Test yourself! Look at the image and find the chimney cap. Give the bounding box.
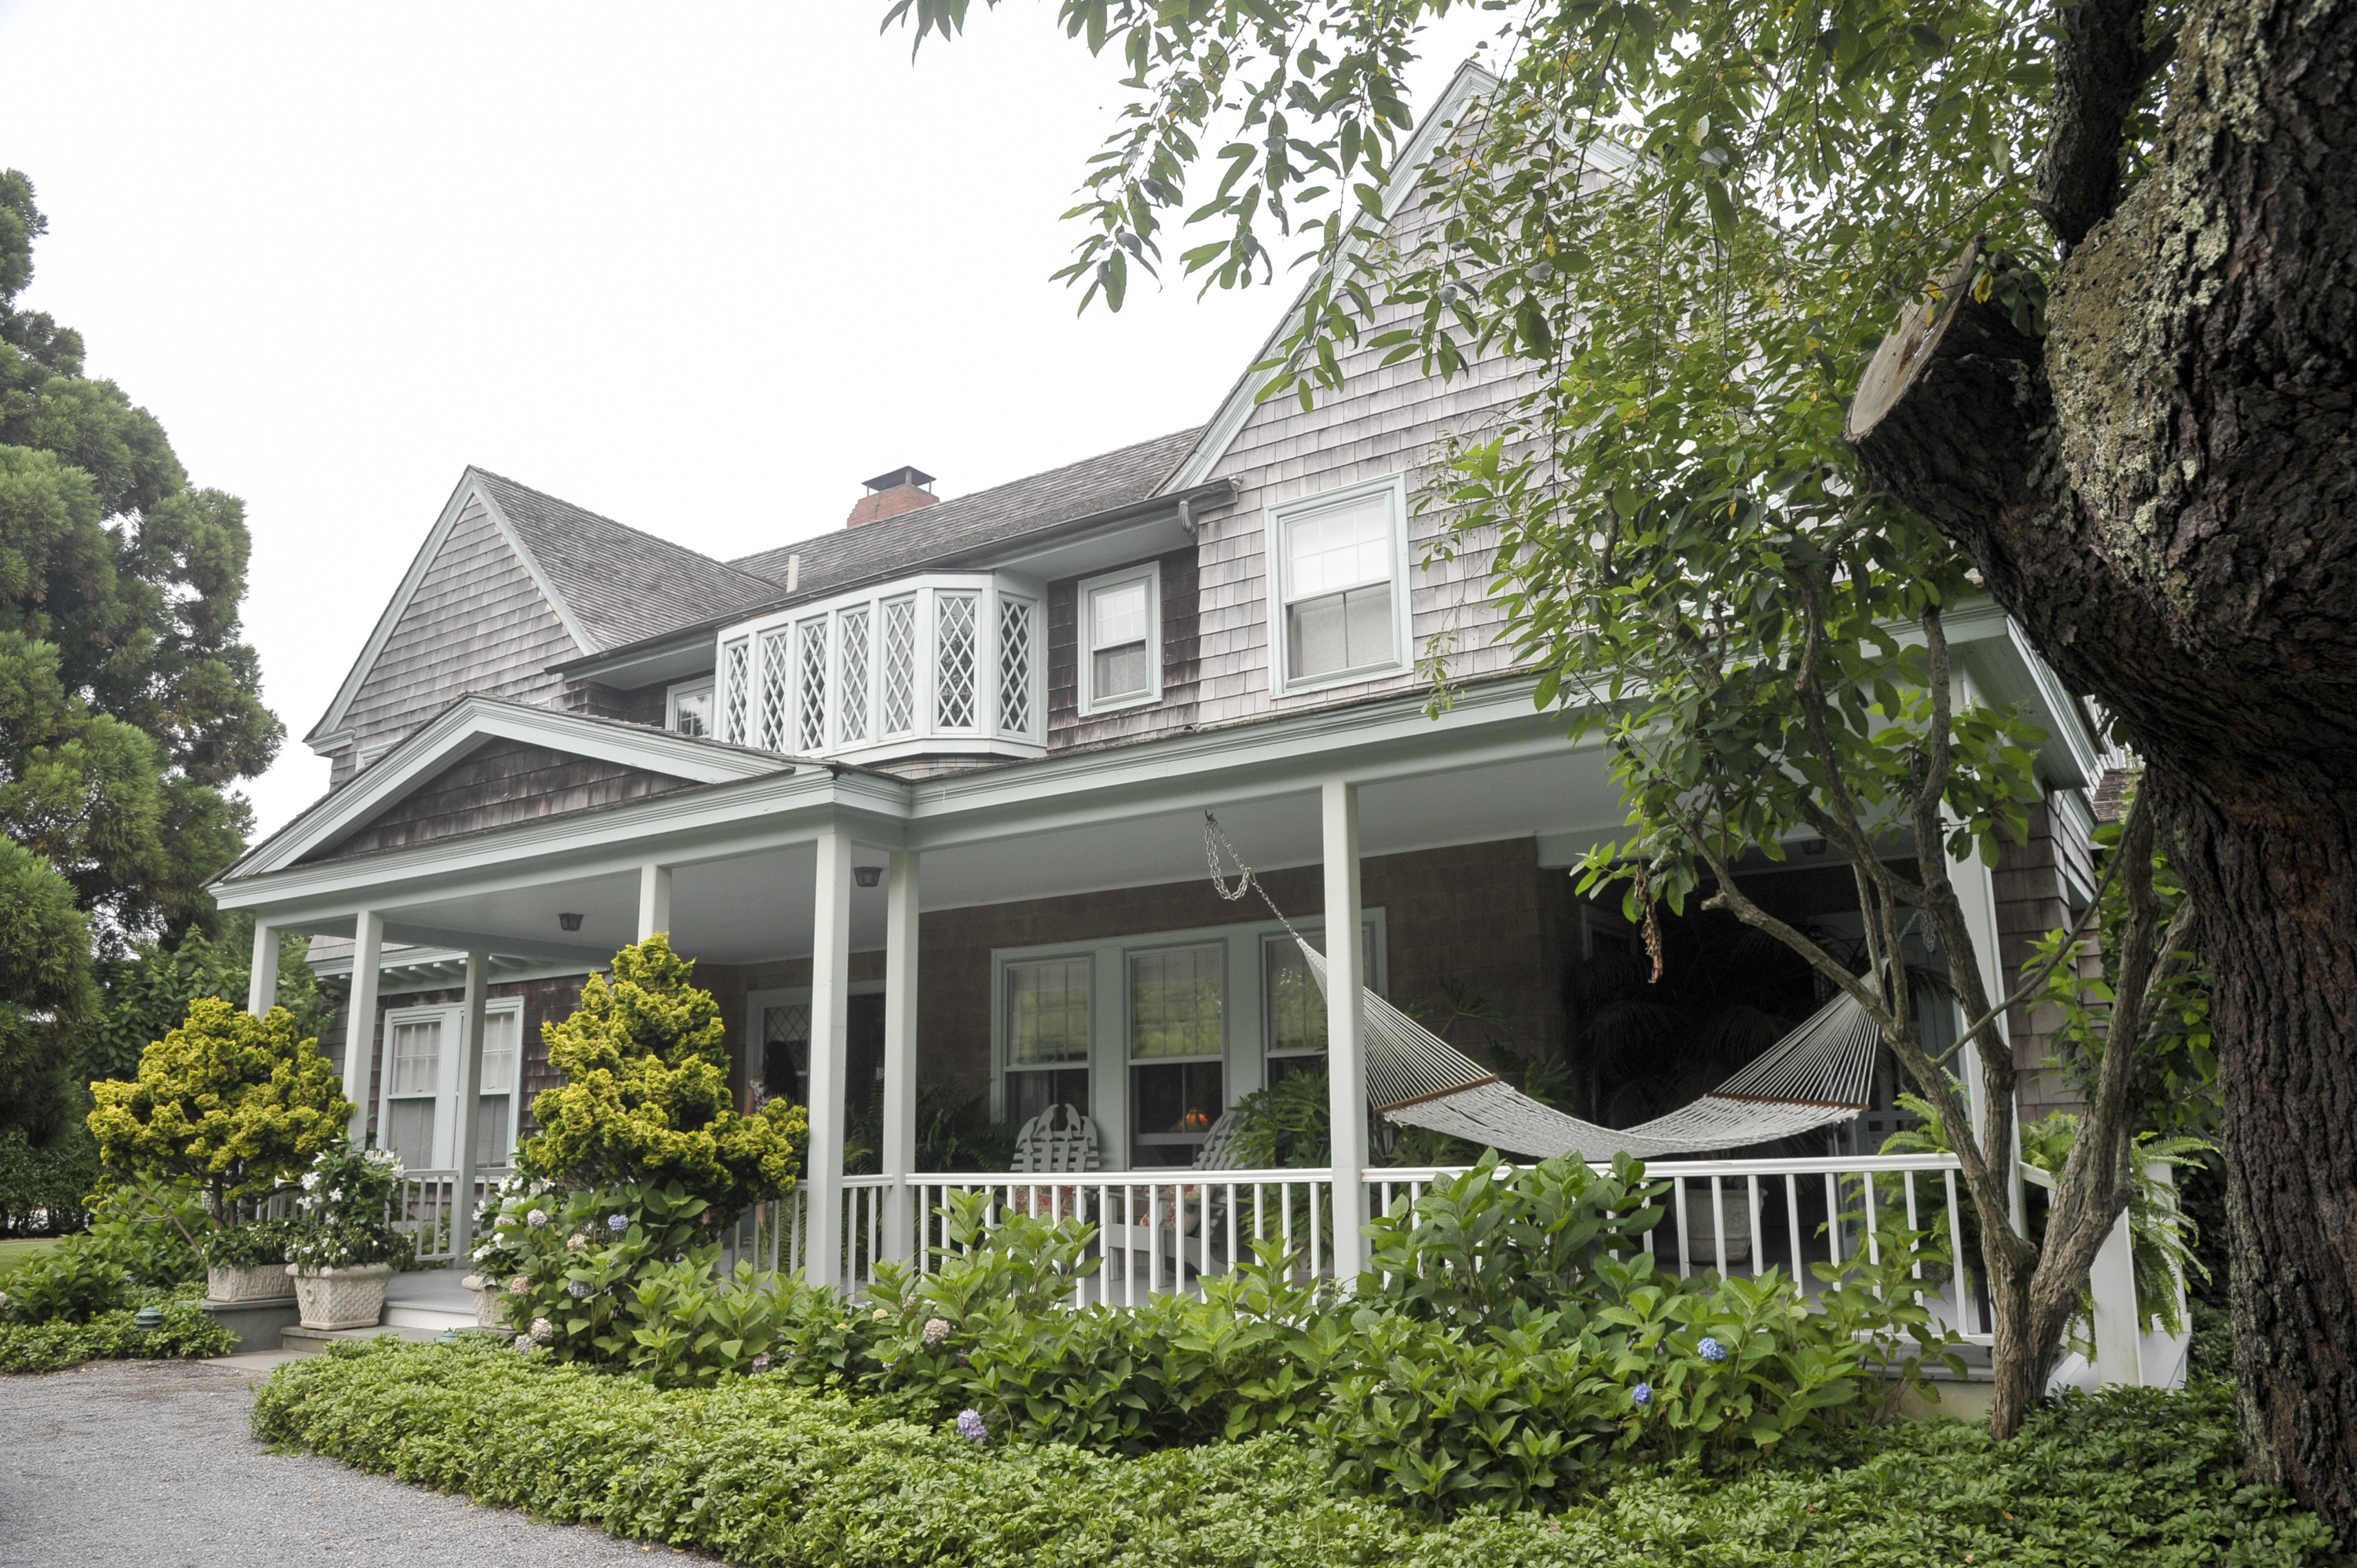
[863,465,935,494]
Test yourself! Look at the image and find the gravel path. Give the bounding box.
[1,1359,690,1567]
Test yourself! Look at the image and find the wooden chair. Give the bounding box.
[1003,1103,1099,1222]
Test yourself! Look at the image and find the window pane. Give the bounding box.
[1131,1061,1223,1166]
[1343,581,1395,668]
[1092,642,1150,700]
[478,1011,519,1095]
[1284,497,1391,599]
[1091,581,1149,649]
[475,1096,511,1168]
[386,1098,435,1171]
[1288,584,1392,679]
[1129,947,1222,1059]
[1265,925,1380,1058]
[761,1003,810,1105]
[1007,1067,1091,1126]
[671,687,712,736]
[1008,958,1091,1065]
[390,1019,442,1096]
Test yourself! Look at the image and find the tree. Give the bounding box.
[882,0,2354,1518]
[526,937,805,1221]
[0,170,283,1144]
[86,995,350,1223]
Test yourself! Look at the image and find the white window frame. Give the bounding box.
[1264,473,1415,695]
[376,998,526,1170]
[988,910,1387,1168]
[1076,562,1162,714]
[665,678,716,737]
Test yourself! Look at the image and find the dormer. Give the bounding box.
[710,570,1047,765]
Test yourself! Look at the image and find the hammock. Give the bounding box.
[1204,815,1881,1161]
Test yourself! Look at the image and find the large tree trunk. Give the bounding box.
[1849,0,2357,1536]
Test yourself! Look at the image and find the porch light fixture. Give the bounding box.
[853,866,883,888]
[559,912,585,931]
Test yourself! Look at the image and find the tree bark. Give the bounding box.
[1852,0,2357,1535]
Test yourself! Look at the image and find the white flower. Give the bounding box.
[514,1333,534,1354]
[527,1209,548,1229]
[530,1317,554,1343]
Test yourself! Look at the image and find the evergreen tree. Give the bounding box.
[0,169,280,1141]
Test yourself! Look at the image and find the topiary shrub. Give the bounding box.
[86,995,350,1223]
[524,936,804,1223]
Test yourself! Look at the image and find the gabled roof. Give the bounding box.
[472,469,783,647]
[729,427,1201,597]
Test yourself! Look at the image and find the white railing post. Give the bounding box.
[2088,1200,2143,1387]
[1321,780,1369,1280]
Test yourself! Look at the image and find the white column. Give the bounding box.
[2088,1203,2143,1387]
[1945,838,2025,1229]
[343,911,383,1144]
[1321,780,1369,1280]
[804,830,853,1288]
[247,921,280,1015]
[881,849,920,1263]
[451,950,491,1266]
[637,863,673,942]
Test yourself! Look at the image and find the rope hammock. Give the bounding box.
[1204,815,1882,1161]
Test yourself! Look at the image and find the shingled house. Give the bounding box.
[214,63,2106,1286]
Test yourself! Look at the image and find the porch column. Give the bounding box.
[451,950,491,1266]
[1944,837,2025,1229]
[636,863,673,942]
[881,849,920,1262]
[804,830,854,1288]
[247,921,280,1015]
[343,911,383,1144]
[1321,779,1370,1280]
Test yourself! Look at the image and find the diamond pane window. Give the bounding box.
[721,639,750,743]
[882,597,917,733]
[998,597,1034,735]
[936,592,977,729]
[797,618,829,753]
[838,606,871,742]
[758,628,791,751]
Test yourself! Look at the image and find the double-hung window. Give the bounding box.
[1078,563,1160,712]
[665,680,715,737]
[1128,945,1222,1167]
[1004,957,1093,1125]
[1269,478,1409,690]
[383,1014,443,1171]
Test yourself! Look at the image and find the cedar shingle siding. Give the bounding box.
[332,499,581,788]
[306,738,699,862]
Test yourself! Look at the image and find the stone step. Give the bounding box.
[383,1302,480,1332]
[279,1323,445,1354]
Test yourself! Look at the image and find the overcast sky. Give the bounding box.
[0,2,1494,839]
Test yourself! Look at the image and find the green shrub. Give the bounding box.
[0,1295,230,1374]
[0,1236,136,1324]
[0,1178,215,1326]
[249,1339,2345,1567]
[473,1175,731,1373]
[200,1215,292,1269]
[0,1121,98,1235]
[523,937,805,1222]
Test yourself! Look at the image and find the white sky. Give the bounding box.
[0,2,1496,841]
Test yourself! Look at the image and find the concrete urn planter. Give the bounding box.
[460,1274,504,1329]
[1681,1184,1755,1269]
[288,1262,394,1330]
[206,1262,296,1303]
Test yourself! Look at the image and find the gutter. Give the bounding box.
[546,477,1241,681]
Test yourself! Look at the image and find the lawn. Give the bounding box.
[0,1238,62,1281]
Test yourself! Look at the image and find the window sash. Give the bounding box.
[389,1018,442,1097]
[1286,581,1395,680]
[1006,958,1091,1066]
[1281,496,1394,603]
[1127,945,1222,1061]
[1263,924,1380,1057]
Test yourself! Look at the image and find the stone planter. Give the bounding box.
[288,1262,394,1331]
[207,1261,295,1303]
[460,1274,504,1329]
[1681,1183,1755,1269]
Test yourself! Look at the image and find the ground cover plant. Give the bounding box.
[251,1339,2342,1567]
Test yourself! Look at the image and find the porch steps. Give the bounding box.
[278,1323,446,1354]
[384,1302,480,1333]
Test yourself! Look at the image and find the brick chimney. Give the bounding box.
[847,465,938,528]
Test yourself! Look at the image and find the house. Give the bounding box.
[214,64,2106,1289]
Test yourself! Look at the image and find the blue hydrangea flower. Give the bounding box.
[608,1214,629,1233]
[1699,1335,1728,1363]
[1632,1382,1653,1408]
[956,1409,988,1444]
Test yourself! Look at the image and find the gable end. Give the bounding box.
[299,738,702,863]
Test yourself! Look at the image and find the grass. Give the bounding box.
[0,1238,62,1281]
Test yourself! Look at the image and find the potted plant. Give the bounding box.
[201,1218,296,1302]
[284,1144,409,1330]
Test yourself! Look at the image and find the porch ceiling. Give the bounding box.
[354,746,1625,967]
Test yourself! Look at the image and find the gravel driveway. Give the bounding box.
[1,1359,687,1567]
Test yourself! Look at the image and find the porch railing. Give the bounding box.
[723,1152,2001,1343]
[387,1167,508,1265]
